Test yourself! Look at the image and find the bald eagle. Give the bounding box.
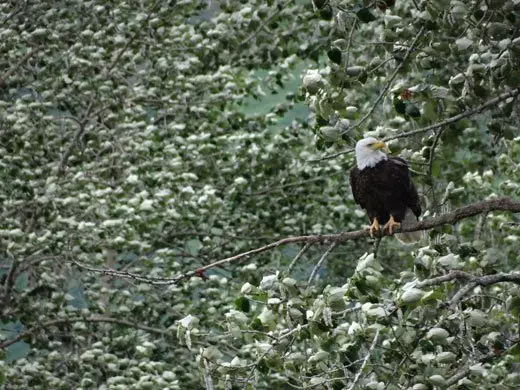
[349,137,422,243]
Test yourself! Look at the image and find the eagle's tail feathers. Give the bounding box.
[395,208,422,244]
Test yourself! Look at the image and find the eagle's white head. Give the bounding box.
[355,137,388,170]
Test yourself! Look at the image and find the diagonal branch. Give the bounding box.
[0,315,169,350]
[341,26,426,135]
[0,47,39,87]
[311,87,519,162]
[307,242,338,287]
[239,0,293,46]
[416,270,520,307]
[445,336,520,386]
[385,87,520,141]
[347,329,380,390]
[287,242,313,275]
[70,197,520,285]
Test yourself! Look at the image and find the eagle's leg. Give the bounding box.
[366,218,380,238]
[383,215,401,235]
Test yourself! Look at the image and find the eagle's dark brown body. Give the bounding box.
[349,157,421,226]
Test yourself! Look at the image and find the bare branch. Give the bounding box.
[417,270,520,289]
[347,329,380,390]
[203,358,215,390]
[416,269,520,308]
[310,87,519,162]
[341,26,426,135]
[71,197,520,285]
[344,18,357,69]
[287,242,313,275]
[57,122,87,175]
[385,87,520,141]
[0,316,169,350]
[239,0,293,46]
[2,259,19,298]
[307,242,338,287]
[445,337,520,387]
[0,47,39,87]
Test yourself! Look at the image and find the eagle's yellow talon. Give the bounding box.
[366,218,380,238]
[383,215,401,235]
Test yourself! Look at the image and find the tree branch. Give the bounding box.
[70,197,520,285]
[417,269,520,308]
[311,87,519,162]
[342,26,426,135]
[287,242,313,275]
[0,316,169,350]
[347,329,380,390]
[0,47,39,87]
[445,337,520,387]
[239,0,293,46]
[307,242,338,287]
[384,87,520,141]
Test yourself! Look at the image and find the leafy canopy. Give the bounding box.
[1,0,520,389]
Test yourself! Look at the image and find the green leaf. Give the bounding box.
[394,100,406,115]
[327,48,342,64]
[186,239,203,256]
[432,160,441,177]
[235,296,251,313]
[319,5,333,20]
[250,318,264,331]
[356,8,377,23]
[257,358,270,374]
[405,103,421,117]
[422,100,438,121]
[511,296,520,319]
[252,291,268,303]
[14,272,28,292]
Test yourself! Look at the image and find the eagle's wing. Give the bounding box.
[389,157,421,217]
[349,167,363,207]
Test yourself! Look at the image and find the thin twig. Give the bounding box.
[344,18,357,69]
[248,177,325,196]
[385,88,520,141]
[307,242,338,287]
[310,87,520,162]
[371,237,383,259]
[416,269,520,308]
[287,242,313,275]
[0,47,39,87]
[473,212,488,242]
[105,2,159,74]
[347,329,380,390]
[0,316,169,349]
[427,127,446,211]
[2,259,19,297]
[239,0,293,46]
[203,358,215,390]
[331,305,362,317]
[445,337,520,386]
[341,26,426,135]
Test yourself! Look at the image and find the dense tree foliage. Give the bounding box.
[1,0,519,389]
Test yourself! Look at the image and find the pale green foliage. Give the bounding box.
[1,0,520,389]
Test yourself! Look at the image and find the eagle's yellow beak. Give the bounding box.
[370,140,386,150]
